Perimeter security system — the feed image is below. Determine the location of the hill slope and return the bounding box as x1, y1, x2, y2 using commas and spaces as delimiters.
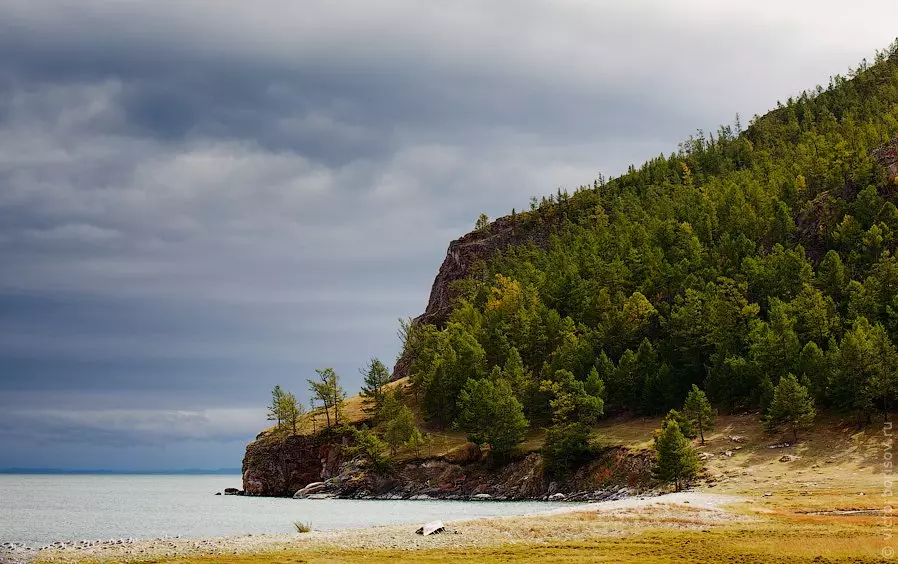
396, 41, 898, 430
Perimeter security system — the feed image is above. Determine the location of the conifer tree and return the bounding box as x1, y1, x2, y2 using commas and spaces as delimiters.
308, 368, 346, 429
280, 391, 306, 435
456, 378, 528, 458
267, 385, 286, 430
683, 384, 715, 444
765, 374, 815, 442
360, 357, 391, 417
653, 417, 700, 491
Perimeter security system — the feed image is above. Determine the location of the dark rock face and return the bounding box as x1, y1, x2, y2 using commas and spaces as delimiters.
392, 214, 551, 381
242, 433, 347, 497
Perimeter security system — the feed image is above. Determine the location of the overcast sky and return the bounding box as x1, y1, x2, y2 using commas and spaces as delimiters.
1, 1, 895, 471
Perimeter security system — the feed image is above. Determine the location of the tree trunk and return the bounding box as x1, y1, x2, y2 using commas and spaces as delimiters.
791, 425, 798, 443
699, 421, 705, 445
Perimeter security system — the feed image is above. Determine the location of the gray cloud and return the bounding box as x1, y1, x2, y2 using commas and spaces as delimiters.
0, 0, 895, 469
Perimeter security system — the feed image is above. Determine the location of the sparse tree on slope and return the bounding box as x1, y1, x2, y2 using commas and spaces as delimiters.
267, 385, 286, 430
308, 368, 346, 429
683, 384, 715, 444
360, 357, 392, 417
280, 391, 306, 435
765, 374, 815, 442
405, 427, 430, 458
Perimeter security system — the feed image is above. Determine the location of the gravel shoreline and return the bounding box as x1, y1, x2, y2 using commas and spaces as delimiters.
2, 492, 740, 563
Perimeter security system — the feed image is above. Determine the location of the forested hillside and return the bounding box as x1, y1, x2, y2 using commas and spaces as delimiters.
399, 40, 898, 448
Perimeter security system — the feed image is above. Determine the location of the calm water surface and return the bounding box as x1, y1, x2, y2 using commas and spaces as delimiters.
0, 474, 572, 546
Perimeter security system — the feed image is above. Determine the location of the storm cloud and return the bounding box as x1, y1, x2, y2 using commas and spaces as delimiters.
1, 0, 895, 469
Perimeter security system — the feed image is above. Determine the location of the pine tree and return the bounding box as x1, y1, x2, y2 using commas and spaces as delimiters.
653, 417, 700, 491
683, 384, 715, 444
765, 374, 816, 442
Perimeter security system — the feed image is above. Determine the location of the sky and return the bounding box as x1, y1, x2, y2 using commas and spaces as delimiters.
1, 1, 896, 471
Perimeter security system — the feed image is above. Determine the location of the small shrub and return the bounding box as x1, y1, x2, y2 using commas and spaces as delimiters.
293, 521, 312, 533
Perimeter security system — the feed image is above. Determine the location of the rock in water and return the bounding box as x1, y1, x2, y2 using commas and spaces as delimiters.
415, 521, 445, 535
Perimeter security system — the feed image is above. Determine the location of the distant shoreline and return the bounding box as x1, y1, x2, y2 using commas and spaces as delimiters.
0, 468, 241, 475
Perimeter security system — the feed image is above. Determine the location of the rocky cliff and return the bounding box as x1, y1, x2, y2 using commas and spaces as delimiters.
242, 434, 656, 501
242, 432, 348, 497
392, 213, 552, 381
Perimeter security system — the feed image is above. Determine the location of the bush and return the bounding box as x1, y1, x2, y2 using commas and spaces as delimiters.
293, 521, 312, 533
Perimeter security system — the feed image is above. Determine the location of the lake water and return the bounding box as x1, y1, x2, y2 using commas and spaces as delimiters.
0, 474, 572, 547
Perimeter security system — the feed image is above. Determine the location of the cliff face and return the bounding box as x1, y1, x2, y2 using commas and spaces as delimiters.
243, 436, 655, 500
242, 433, 346, 497
392, 214, 551, 380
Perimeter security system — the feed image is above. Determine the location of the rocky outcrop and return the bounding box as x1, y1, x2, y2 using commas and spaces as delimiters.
242, 432, 348, 497
873, 138, 898, 182
245, 433, 656, 501
392, 214, 552, 380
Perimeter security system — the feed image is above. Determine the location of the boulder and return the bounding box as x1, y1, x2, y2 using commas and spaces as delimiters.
548, 493, 566, 501
293, 481, 328, 499
223, 488, 242, 495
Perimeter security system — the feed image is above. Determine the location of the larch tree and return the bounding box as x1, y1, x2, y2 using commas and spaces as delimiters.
308, 368, 346, 429
267, 385, 286, 430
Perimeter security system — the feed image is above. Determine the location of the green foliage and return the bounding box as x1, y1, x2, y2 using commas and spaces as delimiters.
476, 213, 490, 232
405, 427, 430, 458
653, 417, 700, 491
682, 385, 714, 444
360, 357, 392, 417
267, 385, 286, 430
393, 46, 898, 435
663, 408, 697, 440
267, 386, 306, 435
827, 317, 898, 427
765, 374, 816, 442
280, 391, 305, 435
456, 378, 529, 458
308, 368, 346, 429
543, 422, 595, 477
540, 369, 604, 426
347, 425, 390, 471
383, 403, 416, 455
